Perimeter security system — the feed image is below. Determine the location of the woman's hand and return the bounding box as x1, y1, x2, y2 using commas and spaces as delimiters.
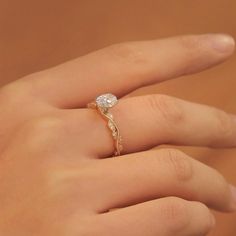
0, 34, 236, 236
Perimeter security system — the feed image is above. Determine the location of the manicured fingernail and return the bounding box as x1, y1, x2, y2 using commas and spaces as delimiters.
229, 184, 236, 210
204, 34, 235, 53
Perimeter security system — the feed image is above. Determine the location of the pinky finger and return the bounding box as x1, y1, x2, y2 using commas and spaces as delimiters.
96, 197, 215, 236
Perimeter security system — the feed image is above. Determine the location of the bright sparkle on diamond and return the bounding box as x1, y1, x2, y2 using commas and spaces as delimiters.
96, 93, 118, 108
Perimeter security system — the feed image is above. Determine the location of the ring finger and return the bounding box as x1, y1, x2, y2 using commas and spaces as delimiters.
80, 94, 236, 156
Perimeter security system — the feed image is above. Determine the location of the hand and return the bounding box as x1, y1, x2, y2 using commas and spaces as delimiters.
0, 34, 236, 236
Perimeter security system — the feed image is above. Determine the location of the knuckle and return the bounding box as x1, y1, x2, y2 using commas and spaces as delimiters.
48, 163, 90, 188
161, 197, 190, 232
20, 116, 64, 152
147, 94, 184, 125
25, 116, 63, 135
195, 201, 211, 215
164, 149, 193, 181
214, 109, 234, 142
176, 36, 204, 74
178, 35, 202, 52
211, 169, 231, 205
0, 83, 27, 105
193, 202, 214, 233
0, 79, 42, 111
106, 42, 147, 66
162, 199, 213, 234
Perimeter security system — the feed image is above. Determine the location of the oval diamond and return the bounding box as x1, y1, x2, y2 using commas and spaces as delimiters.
96, 93, 118, 108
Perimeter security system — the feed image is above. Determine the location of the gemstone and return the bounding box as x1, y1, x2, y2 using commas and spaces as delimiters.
106, 113, 114, 119
108, 121, 116, 131
96, 93, 118, 108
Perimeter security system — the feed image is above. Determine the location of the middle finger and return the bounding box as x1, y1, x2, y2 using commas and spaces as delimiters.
90, 149, 236, 213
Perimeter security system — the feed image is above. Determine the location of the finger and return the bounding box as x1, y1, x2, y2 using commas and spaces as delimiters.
14, 34, 234, 108
82, 94, 236, 156
91, 149, 236, 213
95, 197, 215, 236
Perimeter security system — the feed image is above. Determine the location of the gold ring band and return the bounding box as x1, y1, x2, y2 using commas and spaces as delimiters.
87, 93, 123, 156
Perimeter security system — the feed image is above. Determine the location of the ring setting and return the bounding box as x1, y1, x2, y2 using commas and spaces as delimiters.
87, 93, 123, 156
96, 93, 118, 109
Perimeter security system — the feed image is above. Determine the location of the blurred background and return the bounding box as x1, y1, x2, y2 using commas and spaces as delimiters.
0, 0, 235, 235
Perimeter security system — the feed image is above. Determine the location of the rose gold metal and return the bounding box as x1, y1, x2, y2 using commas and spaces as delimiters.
87, 102, 123, 157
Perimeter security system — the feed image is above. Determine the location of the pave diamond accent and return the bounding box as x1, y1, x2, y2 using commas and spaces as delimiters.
108, 120, 115, 130
96, 93, 118, 108
108, 120, 118, 139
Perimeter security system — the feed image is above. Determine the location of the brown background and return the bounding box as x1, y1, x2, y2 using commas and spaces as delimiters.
0, 0, 235, 235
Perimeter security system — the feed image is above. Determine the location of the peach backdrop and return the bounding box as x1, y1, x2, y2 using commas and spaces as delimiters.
0, 0, 235, 235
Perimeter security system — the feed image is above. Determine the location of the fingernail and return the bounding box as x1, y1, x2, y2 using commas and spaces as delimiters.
229, 184, 236, 210
204, 34, 235, 53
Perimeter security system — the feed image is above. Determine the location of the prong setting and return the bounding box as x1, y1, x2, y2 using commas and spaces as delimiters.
96, 93, 118, 108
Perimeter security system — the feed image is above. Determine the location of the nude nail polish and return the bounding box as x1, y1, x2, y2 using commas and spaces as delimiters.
204, 34, 235, 53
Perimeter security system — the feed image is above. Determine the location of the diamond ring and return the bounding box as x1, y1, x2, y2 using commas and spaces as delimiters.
87, 93, 123, 156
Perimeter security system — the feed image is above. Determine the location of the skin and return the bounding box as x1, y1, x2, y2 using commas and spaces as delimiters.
0, 34, 236, 235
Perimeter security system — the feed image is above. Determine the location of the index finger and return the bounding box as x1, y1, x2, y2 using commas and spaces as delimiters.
15, 34, 234, 108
